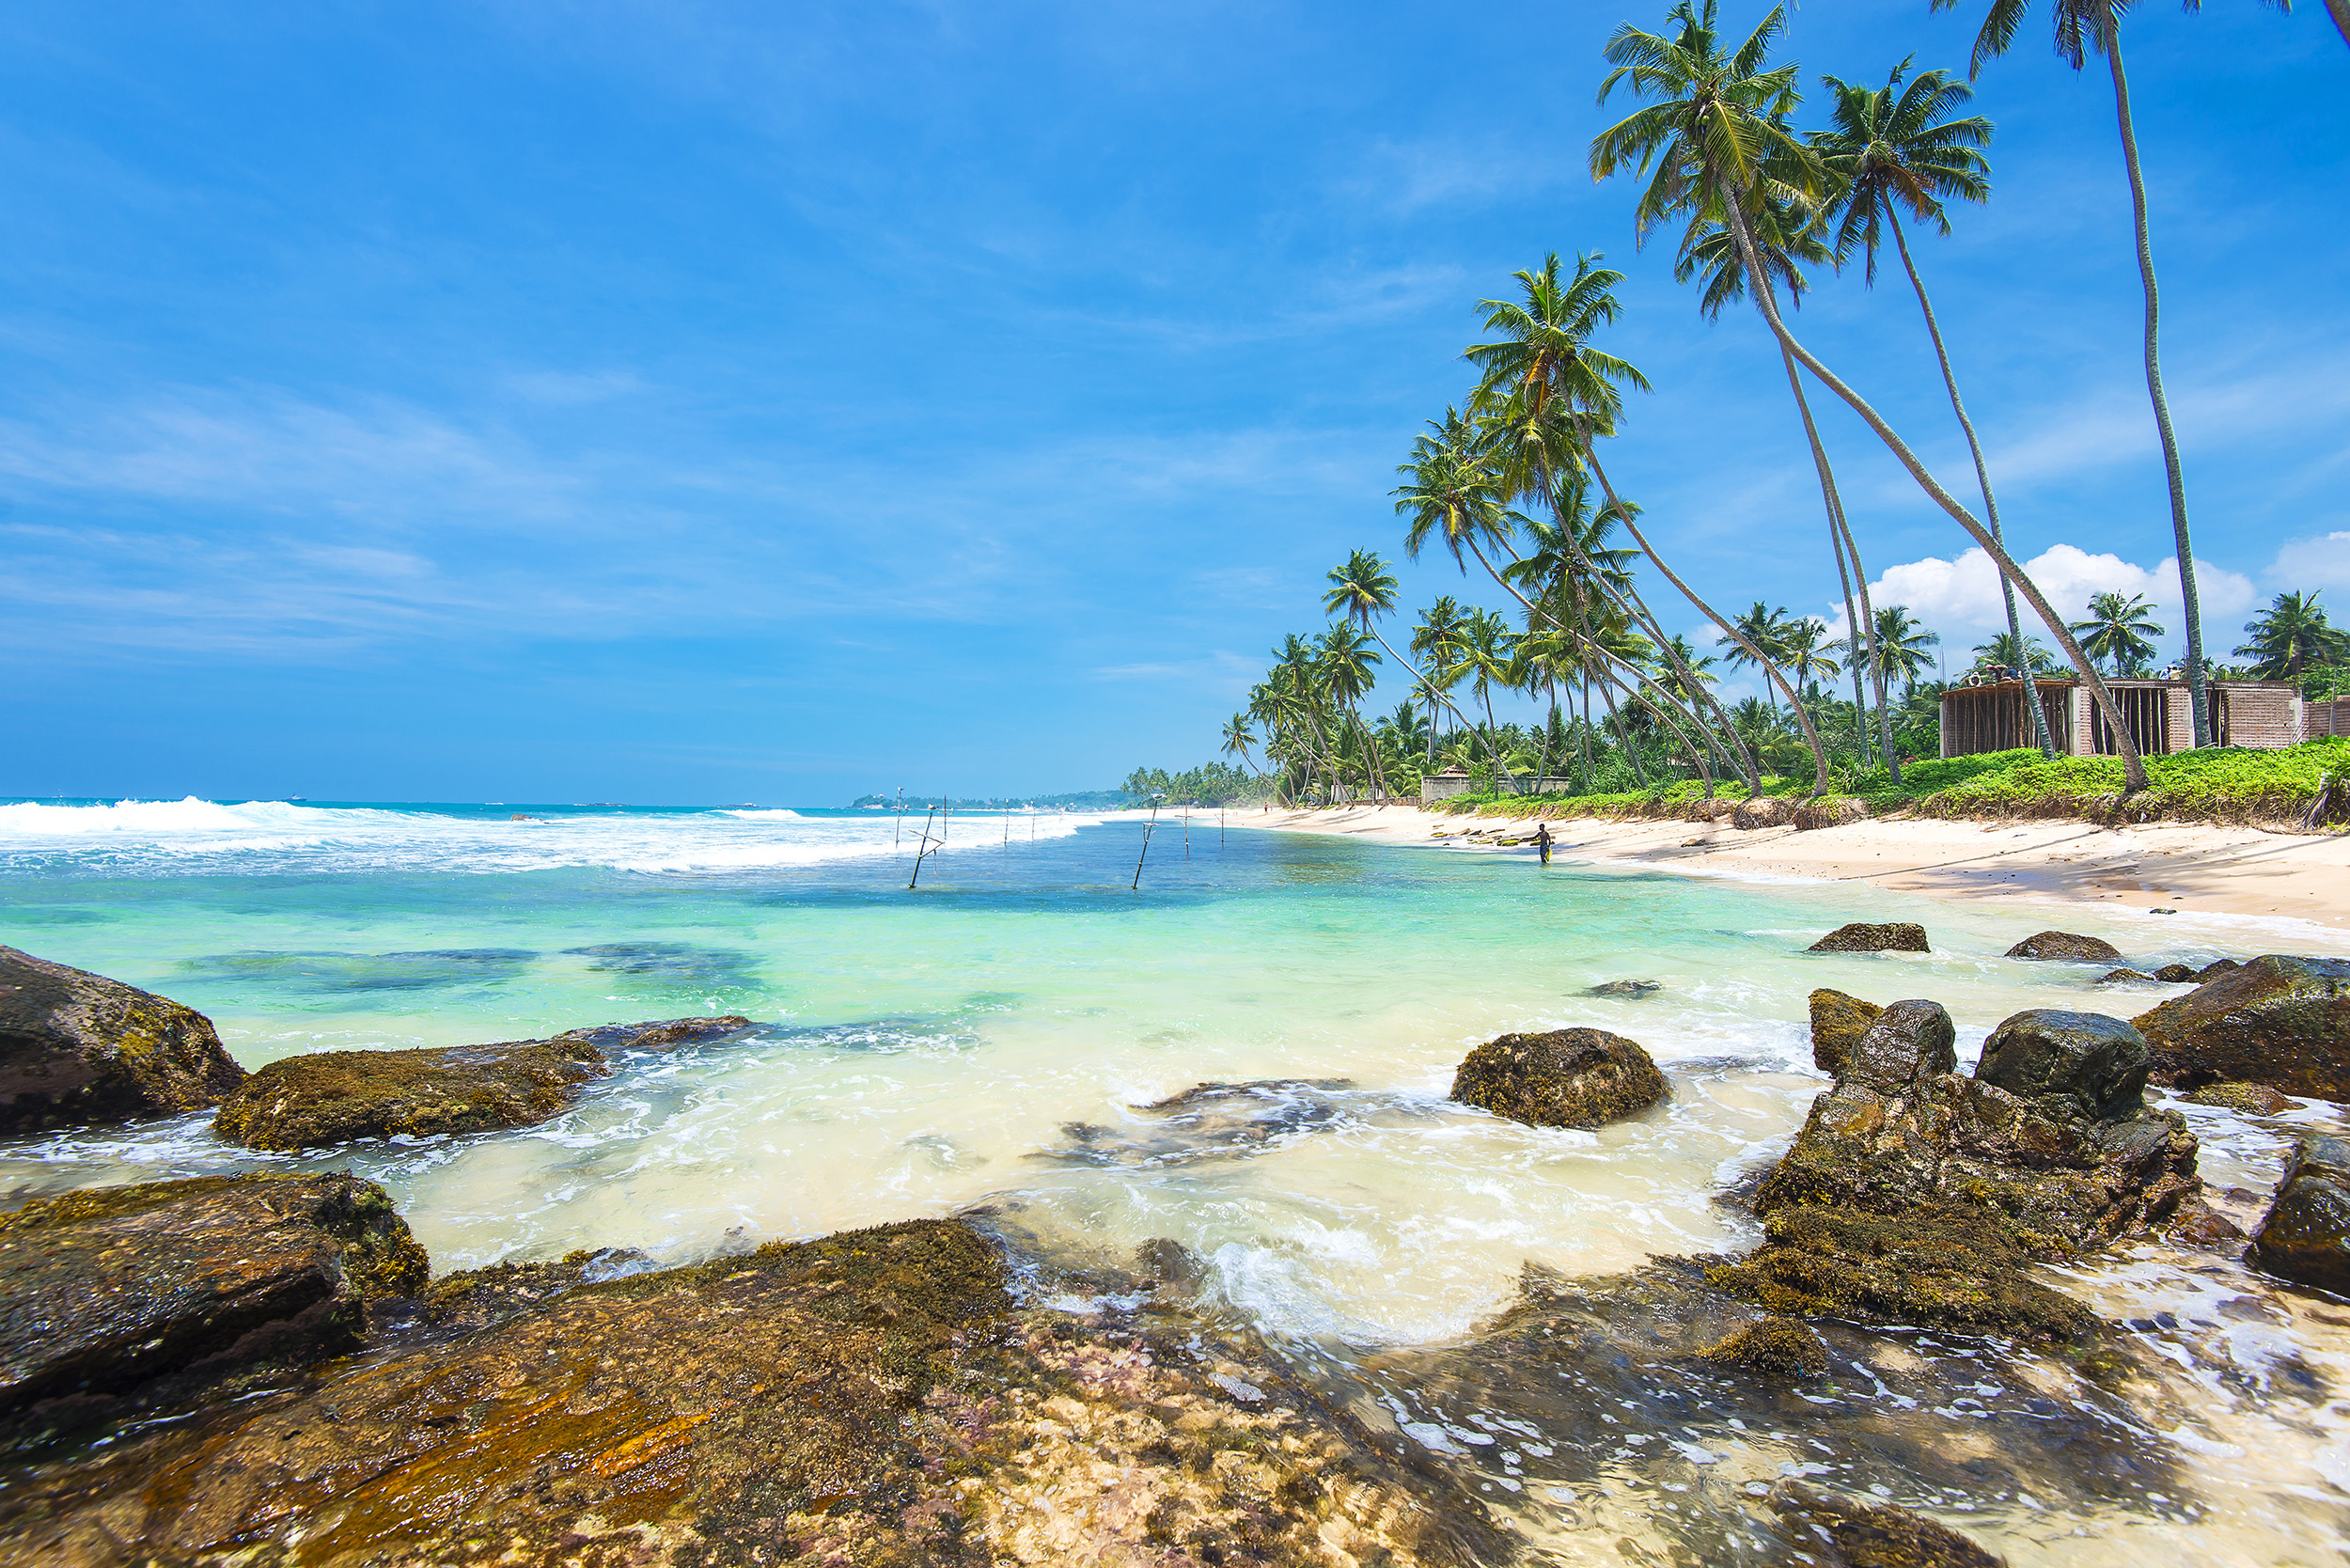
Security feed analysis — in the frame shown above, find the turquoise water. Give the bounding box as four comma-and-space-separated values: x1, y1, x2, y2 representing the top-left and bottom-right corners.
1, 798, 2343, 1561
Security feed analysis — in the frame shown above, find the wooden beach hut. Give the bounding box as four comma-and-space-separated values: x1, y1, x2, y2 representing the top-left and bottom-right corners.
1937, 676, 2311, 759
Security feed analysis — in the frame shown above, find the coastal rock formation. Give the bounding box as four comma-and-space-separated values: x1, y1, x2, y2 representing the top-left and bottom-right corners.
1731, 796, 1794, 829
0, 1173, 424, 1450
1768, 1481, 2005, 1568
2248, 1134, 2350, 1294
1807, 921, 1929, 954
1756, 1003, 2198, 1257
1792, 796, 1869, 831
2097, 967, 2161, 986
2153, 963, 2200, 982
1585, 978, 1663, 998
1698, 1315, 1826, 1379
2132, 955, 2350, 1098
1808, 989, 1884, 1076
2185, 1081, 2293, 1115
212, 1015, 751, 1151
1, 1218, 1490, 1568
0, 945, 245, 1131
1451, 1027, 1667, 1129
2004, 931, 2125, 964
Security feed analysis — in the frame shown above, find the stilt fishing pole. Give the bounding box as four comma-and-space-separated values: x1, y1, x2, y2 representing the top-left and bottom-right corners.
907, 805, 940, 888
1131, 794, 1162, 889
1183, 805, 1190, 859
893, 787, 904, 855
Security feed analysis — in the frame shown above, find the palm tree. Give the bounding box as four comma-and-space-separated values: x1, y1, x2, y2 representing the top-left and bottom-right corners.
1779, 618, 1842, 699
1318, 622, 1386, 801
1590, 0, 2150, 790
1219, 713, 1259, 775
1928, 0, 2276, 745
2236, 591, 2350, 680
1720, 602, 1793, 710
1810, 60, 2051, 758
1870, 604, 1942, 697
1324, 548, 1477, 765
1972, 631, 2058, 675
2070, 591, 2165, 675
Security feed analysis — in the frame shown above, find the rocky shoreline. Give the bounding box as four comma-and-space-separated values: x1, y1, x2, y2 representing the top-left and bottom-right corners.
2, 933, 2345, 1564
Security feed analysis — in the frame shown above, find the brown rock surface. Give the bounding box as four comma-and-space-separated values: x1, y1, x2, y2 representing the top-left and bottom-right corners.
1807, 922, 1930, 954
2132, 955, 2350, 1098
1808, 989, 1882, 1076
0, 945, 245, 1132
1451, 1027, 1668, 1129
2248, 1133, 2350, 1294
2184, 1081, 2293, 1115
2004, 932, 2125, 964
1769, 1480, 2005, 1567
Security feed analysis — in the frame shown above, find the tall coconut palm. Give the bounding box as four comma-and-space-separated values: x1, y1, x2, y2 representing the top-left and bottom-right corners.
1870, 604, 1942, 697
1590, 0, 2150, 789
2070, 591, 2165, 675
1324, 548, 1480, 759
1972, 631, 2058, 675
1779, 618, 1843, 700
1220, 713, 1259, 775
1465, 251, 1810, 789
2236, 591, 2350, 680
1811, 60, 2053, 757
1318, 622, 1387, 802
1927, 0, 2264, 745
1408, 596, 1508, 774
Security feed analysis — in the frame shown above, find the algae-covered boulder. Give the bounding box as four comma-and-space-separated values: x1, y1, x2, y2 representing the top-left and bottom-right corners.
2005, 931, 2124, 964
1975, 1010, 2149, 1121
2153, 963, 2200, 983
1769, 1480, 2006, 1568
0, 1173, 424, 1446
213, 1035, 609, 1150
1451, 1027, 1668, 1129
1698, 1316, 1826, 1379
2248, 1133, 2350, 1294
2185, 1081, 2293, 1115
555, 1014, 754, 1054
2097, 967, 2160, 986
1585, 978, 1663, 998
1843, 999, 1957, 1092
1808, 989, 1882, 1076
1807, 922, 1929, 954
2132, 955, 2350, 1098
1733, 796, 1795, 829
0, 1219, 1483, 1568
0, 945, 245, 1131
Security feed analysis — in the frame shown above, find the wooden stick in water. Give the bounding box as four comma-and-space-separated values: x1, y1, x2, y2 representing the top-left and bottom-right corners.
1132, 798, 1160, 890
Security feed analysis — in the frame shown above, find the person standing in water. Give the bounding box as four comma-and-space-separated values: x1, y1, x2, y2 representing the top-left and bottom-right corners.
1536, 822, 1553, 865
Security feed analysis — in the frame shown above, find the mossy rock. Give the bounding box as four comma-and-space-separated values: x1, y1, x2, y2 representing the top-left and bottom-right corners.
1808, 922, 1930, 954
1706, 1202, 2094, 1344
2184, 1081, 2293, 1115
1809, 989, 1882, 1076
2133, 955, 2350, 1098
2249, 1133, 2350, 1294
213, 1036, 610, 1150
0, 944, 246, 1132
1451, 1027, 1668, 1129
2004, 931, 2124, 964
1769, 1480, 2005, 1567
1699, 1315, 1826, 1379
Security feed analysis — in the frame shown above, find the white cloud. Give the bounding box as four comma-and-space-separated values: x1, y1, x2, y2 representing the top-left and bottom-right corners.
1853, 543, 2258, 650
2271, 531, 2350, 594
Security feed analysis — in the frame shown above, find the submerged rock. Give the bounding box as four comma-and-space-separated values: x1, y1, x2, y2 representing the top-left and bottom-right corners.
2132, 955, 2350, 1099
1807, 921, 1929, 954
1698, 1315, 1826, 1379
1769, 1480, 2005, 1568
1451, 1027, 1668, 1129
0, 1173, 425, 1450
1584, 978, 1663, 998
1758, 1003, 2197, 1258
2005, 931, 2124, 964
0, 944, 245, 1132
2153, 963, 2201, 983
2184, 1081, 2294, 1115
2249, 1133, 2350, 1294
2, 1218, 1489, 1568
1808, 988, 1882, 1076
2097, 967, 2161, 986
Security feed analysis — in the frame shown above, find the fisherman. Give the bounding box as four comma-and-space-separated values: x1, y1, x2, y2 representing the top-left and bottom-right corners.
1535, 821, 1553, 865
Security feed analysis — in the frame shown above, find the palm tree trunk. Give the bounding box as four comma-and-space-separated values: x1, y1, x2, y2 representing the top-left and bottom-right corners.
1888, 212, 2051, 759
2327, 0, 2350, 49
1579, 440, 1835, 796
1718, 192, 2149, 792
2107, 29, 2208, 747
1835, 514, 1902, 785
1781, 345, 1871, 755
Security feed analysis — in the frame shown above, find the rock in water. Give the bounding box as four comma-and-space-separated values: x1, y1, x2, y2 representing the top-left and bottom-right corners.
2133, 955, 2350, 1098
1698, 1316, 1826, 1379
1451, 1027, 1668, 1129
2249, 1134, 2350, 1294
0, 945, 245, 1131
1757, 1002, 2198, 1258
2194, 958, 2244, 982
2098, 968, 2161, 986
1808, 989, 1882, 1076
1975, 1010, 2150, 1121
0, 1174, 425, 1446
1585, 978, 1663, 998
2185, 1081, 2293, 1115
2153, 963, 2201, 982
2004, 931, 2124, 964
1769, 1480, 2006, 1568
1807, 922, 1930, 954
214, 1038, 608, 1150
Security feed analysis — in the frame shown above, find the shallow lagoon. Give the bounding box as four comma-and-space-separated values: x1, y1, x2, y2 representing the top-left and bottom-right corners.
1, 799, 2343, 1562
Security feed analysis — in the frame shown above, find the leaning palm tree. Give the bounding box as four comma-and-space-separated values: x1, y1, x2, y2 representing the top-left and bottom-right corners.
1927, 0, 2280, 744
1590, 0, 2148, 789
1220, 713, 1261, 776
1324, 548, 1483, 761
2236, 591, 2350, 680
1871, 604, 1941, 697
2070, 591, 2166, 675
1810, 60, 2051, 758
1778, 618, 1842, 701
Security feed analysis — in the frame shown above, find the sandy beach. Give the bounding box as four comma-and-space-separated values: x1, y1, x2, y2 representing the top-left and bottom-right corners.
1210, 801, 2350, 939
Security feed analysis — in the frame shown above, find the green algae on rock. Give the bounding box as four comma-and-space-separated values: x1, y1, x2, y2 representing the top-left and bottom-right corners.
0, 944, 245, 1132
1450, 1027, 1667, 1129
1807, 988, 1882, 1076
1768, 1479, 2006, 1568
2133, 955, 2350, 1099
1697, 1314, 1827, 1379
2248, 1133, 2350, 1295
1807, 922, 1930, 954
2004, 931, 2124, 964
2184, 1081, 2294, 1115
0, 1173, 424, 1450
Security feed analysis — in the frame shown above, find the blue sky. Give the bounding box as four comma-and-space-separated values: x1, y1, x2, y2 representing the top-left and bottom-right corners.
1, 0, 2342, 804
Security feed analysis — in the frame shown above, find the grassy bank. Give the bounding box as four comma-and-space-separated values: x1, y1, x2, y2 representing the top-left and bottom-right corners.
1433, 738, 2350, 830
